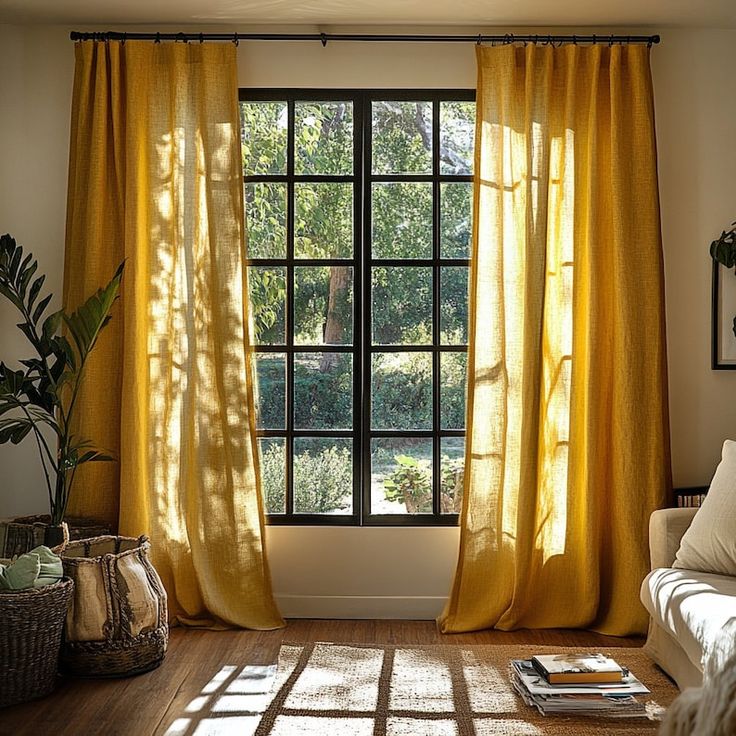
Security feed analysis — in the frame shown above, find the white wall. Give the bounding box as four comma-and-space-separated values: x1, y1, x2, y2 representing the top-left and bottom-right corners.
1, 23, 735, 617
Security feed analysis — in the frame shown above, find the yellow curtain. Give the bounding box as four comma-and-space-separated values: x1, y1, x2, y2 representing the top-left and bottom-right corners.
63, 40, 284, 630
439, 43, 670, 636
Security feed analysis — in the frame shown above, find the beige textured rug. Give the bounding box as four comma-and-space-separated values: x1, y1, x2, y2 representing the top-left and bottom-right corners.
253, 643, 677, 736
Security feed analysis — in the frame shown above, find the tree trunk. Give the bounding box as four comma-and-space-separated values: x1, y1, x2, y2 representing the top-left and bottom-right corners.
320, 266, 350, 372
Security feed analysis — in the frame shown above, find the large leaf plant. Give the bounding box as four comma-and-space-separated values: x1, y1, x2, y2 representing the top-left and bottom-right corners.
0, 234, 123, 524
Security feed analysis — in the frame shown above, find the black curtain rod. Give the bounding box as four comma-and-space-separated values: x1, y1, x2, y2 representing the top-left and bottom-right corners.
69, 31, 660, 46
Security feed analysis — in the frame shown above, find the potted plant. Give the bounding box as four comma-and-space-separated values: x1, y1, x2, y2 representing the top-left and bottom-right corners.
0, 234, 123, 547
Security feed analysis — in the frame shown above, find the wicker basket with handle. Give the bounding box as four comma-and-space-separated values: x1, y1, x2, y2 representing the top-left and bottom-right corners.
0, 578, 74, 707
61, 535, 168, 677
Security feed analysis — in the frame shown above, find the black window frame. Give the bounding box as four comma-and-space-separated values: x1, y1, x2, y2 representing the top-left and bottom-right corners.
240, 88, 474, 526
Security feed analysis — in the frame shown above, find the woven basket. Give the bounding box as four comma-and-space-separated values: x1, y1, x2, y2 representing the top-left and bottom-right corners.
0, 578, 74, 707
0, 516, 111, 557
61, 535, 168, 677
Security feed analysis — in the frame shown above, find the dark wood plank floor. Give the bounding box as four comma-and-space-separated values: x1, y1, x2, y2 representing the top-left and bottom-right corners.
0, 620, 644, 736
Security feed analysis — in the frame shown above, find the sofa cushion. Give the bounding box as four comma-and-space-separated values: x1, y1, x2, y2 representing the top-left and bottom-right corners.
641, 568, 736, 677
674, 440, 736, 576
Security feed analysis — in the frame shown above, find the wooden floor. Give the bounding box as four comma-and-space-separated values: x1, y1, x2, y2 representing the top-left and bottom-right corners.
0, 620, 644, 736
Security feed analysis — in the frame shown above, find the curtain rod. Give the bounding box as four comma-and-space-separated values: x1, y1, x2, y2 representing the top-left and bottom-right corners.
69, 31, 660, 46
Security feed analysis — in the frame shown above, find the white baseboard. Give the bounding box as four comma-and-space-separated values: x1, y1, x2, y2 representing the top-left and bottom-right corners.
274, 594, 447, 620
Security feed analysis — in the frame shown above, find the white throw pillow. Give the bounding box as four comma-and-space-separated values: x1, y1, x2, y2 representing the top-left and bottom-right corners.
674, 440, 736, 577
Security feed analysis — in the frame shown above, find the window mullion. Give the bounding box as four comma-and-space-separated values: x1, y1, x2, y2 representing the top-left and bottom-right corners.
361, 92, 374, 520
354, 91, 365, 525
285, 98, 295, 517
432, 98, 441, 518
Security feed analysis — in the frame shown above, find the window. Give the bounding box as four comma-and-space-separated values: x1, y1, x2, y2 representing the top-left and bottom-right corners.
240, 90, 474, 525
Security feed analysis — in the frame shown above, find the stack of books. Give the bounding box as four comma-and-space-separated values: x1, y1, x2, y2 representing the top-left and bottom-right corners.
510, 654, 651, 718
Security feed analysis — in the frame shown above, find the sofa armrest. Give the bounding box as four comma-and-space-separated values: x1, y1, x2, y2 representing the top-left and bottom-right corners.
649, 507, 699, 570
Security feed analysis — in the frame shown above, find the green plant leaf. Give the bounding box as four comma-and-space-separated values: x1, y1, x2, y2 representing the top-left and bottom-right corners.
0, 417, 33, 445
18, 258, 37, 298
8, 245, 22, 281
27, 274, 45, 311
0, 282, 22, 310
62, 262, 124, 363
42, 309, 63, 341
31, 291, 51, 324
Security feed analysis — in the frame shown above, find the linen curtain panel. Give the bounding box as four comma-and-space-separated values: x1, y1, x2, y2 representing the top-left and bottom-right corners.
63, 40, 283, 629
440, 44, 670, 636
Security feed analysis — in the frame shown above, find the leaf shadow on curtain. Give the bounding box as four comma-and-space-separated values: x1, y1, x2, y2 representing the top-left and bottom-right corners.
441, 43, 670, 637
128, 47, 281, 628
62, 40, 282, 629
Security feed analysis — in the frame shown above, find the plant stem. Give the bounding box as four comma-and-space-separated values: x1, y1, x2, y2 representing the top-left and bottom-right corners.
13, 398, 58, 473
59, 462, 79, 524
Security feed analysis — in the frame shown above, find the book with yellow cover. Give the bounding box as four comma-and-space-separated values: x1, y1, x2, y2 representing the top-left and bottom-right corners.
530, 654, 625, 685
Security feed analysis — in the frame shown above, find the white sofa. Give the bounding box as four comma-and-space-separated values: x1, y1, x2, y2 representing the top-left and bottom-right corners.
640, 507, 736, 689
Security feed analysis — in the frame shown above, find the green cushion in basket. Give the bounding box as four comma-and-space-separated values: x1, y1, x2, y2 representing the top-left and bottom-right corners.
0, 545, 63, 590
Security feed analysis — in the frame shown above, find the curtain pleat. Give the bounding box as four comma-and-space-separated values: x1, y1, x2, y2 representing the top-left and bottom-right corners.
439, 44, 671, 636
63, 40, 284, 630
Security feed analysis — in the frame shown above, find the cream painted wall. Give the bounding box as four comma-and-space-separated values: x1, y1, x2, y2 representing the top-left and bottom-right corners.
1, 24, 735, 617
0, 26, 72, 517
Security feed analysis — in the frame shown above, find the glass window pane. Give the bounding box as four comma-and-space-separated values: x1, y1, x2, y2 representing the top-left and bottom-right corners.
259, 438, 285, 514
440, 267, 469, 345
295, 102, 353, 175
440, 352, 467, 430
240, 101, 287, 175
371, 438, 433, 515
440, 438, 465, 514
295, 267, 353, 346
294, 352, 353, 429
440, 101, 475, 175
440, 182, 473, 259
254, 353, 285, 429
248, 266, 286, 345
295, 183, 353, 259
245, 182, 287, 260
372, 101, 432, 175
371, 352, 432, 430
372, 182, 432, 259
372, 266, 432, 345
294, 438, 353, 514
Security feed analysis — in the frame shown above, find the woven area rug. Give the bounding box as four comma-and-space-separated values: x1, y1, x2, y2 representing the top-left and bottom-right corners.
252, 643, 677, 736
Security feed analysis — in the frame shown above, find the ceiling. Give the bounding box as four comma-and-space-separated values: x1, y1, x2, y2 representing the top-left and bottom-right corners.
1, 0, 735, 28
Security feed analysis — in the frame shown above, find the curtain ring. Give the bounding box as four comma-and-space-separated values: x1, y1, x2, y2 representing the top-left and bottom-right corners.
232, 33, 239, 46
592, 34, 597, 45
320, 32, 327, 47
545, 34, 552, 45
476, 34, 482, 46
572, 34, 577, 45
647, 37, 653, 48
154, 32, 161, 44
199, 33, 204, 44
120, 33, 126, 46
176, 31, 186, 43
608, 35, 614, 47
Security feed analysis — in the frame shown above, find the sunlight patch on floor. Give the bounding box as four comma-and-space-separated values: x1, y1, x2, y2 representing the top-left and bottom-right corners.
164, 644, 547, 736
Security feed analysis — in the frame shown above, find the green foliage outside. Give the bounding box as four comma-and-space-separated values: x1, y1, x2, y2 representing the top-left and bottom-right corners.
242, 98, 474, 514
260, 440, 353, 514
383, 454, 465, 514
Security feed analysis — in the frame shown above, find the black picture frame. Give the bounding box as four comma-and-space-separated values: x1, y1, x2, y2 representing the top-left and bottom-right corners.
712, 259, 736, 369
